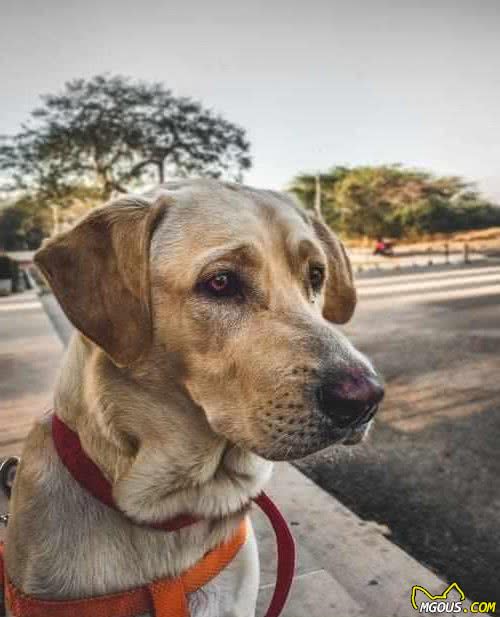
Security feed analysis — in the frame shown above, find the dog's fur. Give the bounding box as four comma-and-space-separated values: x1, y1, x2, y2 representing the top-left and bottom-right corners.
5, 180, 379, 617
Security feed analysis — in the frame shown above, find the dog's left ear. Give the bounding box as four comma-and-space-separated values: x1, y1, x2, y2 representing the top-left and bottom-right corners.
311, 217, 357, 323
35, 196, 168, 367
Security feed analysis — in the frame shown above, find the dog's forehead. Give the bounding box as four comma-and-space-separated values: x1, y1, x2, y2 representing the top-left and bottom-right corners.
151, 180, 314, 258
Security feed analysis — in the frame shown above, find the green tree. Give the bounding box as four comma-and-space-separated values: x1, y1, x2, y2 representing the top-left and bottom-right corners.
289, 168, 349, 228
0, 184, 100, 250
290, 165, 500, 238
0, 75, 252, 201
0, 197, 52, 250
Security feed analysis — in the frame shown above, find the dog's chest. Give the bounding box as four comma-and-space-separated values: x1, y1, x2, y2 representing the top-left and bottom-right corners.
189, 585, 223, 616
134, 584, 221, 617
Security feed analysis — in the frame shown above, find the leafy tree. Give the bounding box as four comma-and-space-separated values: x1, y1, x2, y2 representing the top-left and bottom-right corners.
289, 165, 500, 238
0, 75, 251, 200
0, 184, 100, 250
0, 197, 52, 250
288, 168, 349, 228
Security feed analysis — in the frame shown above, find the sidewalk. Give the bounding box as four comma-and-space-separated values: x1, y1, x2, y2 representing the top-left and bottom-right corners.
1, 291, 463, 616
0, 291, 63, 458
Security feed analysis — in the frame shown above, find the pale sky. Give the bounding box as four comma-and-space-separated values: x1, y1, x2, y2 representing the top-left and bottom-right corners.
1, 0, 499, 198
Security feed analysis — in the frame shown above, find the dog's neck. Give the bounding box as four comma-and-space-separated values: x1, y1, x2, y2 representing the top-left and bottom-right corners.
4, 333, 271, 602
54, 334, 273, 525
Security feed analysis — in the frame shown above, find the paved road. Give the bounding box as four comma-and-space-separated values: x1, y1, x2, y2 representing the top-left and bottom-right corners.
299, 261, 500, 611
0, 290, 63, 542
0, 291, 63, 458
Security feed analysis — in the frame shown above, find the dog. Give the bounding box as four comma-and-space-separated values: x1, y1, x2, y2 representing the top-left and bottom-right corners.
4, 179, 383, 617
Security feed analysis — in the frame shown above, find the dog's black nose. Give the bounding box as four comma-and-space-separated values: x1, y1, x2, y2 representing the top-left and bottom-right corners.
316, 369, 384, 428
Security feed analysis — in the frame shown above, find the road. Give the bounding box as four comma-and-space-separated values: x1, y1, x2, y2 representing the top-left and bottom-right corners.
298, 260, 500, 610
0, 290, 63, 542
0, 291, 63, 457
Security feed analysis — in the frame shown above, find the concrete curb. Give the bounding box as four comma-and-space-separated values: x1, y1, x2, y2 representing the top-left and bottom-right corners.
259, 464, 472, 616
355, 257, 500, 280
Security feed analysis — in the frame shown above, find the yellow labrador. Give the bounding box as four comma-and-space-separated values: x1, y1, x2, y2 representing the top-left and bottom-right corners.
4, 180, 383, 617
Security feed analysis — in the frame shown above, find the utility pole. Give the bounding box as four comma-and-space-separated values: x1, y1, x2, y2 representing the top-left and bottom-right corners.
314, 174, 322, 219
50, 204, 60, 236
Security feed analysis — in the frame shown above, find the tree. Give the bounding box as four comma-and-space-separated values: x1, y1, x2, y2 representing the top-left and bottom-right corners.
0, 75, 252, 201
0, 197, 52, 250
0, 184, 100, 250
289, 165, 500, 238
289, 167, 350, 228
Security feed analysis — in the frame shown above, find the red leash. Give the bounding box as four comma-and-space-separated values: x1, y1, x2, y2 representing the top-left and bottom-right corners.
253, 493, 296, 617
51, 414, 295, 617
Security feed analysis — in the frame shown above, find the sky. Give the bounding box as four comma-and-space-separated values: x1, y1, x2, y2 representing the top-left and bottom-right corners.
1, 0, 499, 199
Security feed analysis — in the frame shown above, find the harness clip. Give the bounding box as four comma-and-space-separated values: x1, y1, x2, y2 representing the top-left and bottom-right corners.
0, 457, 19, 500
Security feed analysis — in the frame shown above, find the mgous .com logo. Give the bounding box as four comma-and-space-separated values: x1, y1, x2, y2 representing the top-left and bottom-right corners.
411, 582, 496, 614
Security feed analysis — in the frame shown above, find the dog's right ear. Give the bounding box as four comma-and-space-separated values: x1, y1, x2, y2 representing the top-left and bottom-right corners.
311, 217, 357, 324
34, 196, 168, 367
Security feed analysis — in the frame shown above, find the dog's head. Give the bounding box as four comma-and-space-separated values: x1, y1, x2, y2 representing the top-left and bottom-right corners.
35, 180, 383, 460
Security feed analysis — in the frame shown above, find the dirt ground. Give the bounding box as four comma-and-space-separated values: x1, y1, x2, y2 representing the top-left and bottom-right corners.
298, 261, 500, 612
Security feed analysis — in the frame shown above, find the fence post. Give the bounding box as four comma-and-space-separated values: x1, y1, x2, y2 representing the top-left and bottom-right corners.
464, 242, 470, 264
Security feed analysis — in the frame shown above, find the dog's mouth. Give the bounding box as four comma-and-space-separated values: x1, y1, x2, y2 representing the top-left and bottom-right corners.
316, 416, 373, 448
340, 420, 373, 446
253, 415, 374, 461
312, 395, 378, 443
338, 402, 378, 446
229, 393, 380, 461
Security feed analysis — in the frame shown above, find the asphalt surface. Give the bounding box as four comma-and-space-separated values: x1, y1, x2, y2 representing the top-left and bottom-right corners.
298, 261, 500, 611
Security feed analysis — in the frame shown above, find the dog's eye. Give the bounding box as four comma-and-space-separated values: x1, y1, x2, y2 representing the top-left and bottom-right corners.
309, 265, 325, 292
202, 271, 242, 298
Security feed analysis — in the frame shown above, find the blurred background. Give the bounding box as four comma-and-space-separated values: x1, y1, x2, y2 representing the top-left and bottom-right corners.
1, 0, 499, 613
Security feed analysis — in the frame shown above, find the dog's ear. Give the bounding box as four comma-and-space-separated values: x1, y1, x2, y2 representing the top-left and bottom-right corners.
35, 196, 168, 367
311, 217, 357, 323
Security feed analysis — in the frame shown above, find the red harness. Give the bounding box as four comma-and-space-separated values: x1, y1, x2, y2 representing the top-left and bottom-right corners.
0, 415, 295, 617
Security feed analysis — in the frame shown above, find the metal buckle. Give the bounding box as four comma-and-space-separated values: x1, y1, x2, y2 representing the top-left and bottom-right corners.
0, 457, 20, 500
0, 513, 9, 527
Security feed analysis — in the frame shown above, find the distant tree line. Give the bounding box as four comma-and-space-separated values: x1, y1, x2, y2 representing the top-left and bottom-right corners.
0, 196, 51, 250
289, 165, 500, 239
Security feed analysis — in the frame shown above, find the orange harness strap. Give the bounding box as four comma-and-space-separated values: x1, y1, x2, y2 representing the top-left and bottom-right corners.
1, 519, 247, 617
